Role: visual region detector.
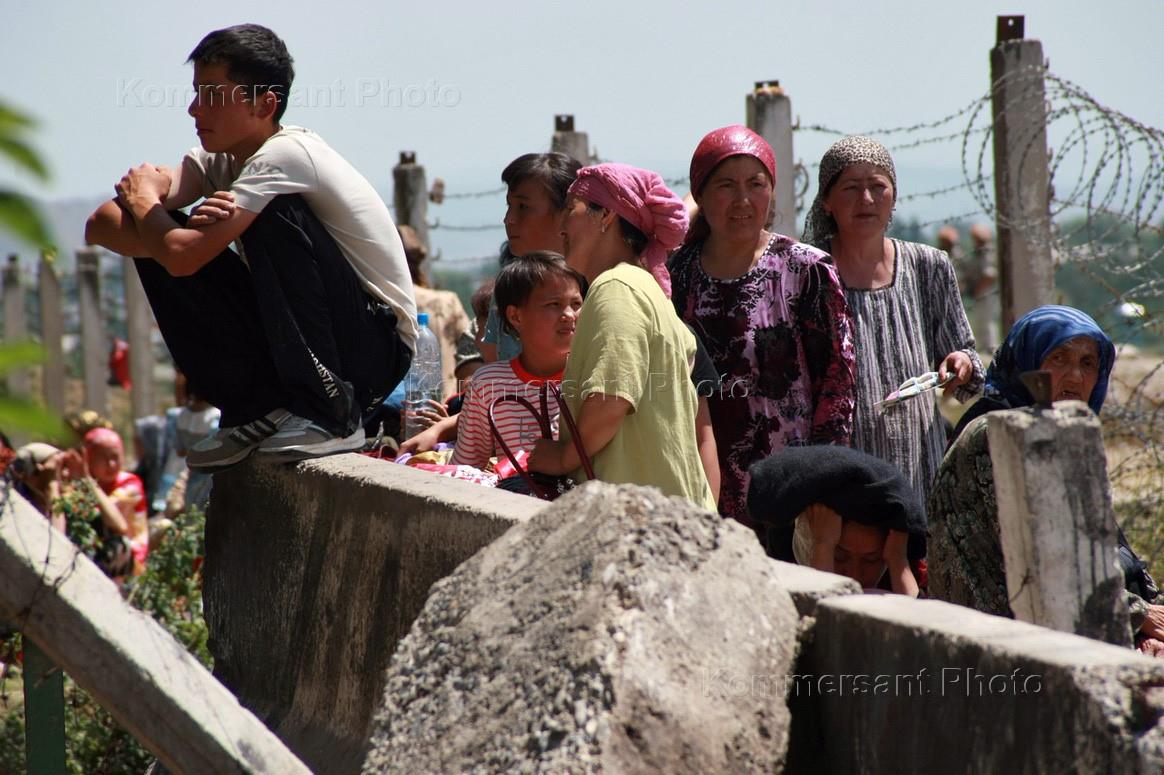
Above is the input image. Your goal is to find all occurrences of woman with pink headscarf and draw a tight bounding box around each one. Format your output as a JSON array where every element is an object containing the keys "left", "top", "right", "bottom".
[
  {"left": 668, "top": 126, "right": 855, "bottom": 532},
  {"left": 528, "top": 163, "right": 716, "bottom": 510}
]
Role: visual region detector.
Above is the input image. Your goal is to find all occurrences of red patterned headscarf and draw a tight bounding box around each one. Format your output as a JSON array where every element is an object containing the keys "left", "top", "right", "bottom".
[{"left": 689, "top": 125, "right": 776, "bottom": 196}]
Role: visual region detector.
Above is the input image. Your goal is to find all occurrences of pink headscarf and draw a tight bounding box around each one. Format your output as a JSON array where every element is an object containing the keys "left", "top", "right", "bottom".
[
  {"left": 567, "top": 163, "right": 688, "bottom": 297},
  {"left": 83, "top": 427, "right": 123, "bottom": 452},
  {"left": 689, "top": 125, "right": 776, "bottom": 196}
]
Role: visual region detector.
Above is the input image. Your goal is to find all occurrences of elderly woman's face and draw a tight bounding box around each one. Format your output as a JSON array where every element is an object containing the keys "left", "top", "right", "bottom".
[
  {"left": 696, "top": 155, "right": 772, "bottom": 243},
  {"left": 824, "top": 163, "right": 895, "bottom": 238},
  {"left": 1040, "top": 336, "right": 1101, "bottom": 403}
]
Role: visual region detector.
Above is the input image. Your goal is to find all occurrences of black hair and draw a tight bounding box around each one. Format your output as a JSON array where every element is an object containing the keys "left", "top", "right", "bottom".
[
  {"left": 494, "top": 251, "right": 587, "bottom": 337},
  {"left": 470, "top": 278, "right": 495, "bottom": 320},
  {"left": 584, "top": 202, "right": 648, "bottom": 257},
  {"left": 501, "top": 153, "right": 581, "bottom": 210},
  {"left": 188, "top": 24, "right": 295, "bottom": 122}
]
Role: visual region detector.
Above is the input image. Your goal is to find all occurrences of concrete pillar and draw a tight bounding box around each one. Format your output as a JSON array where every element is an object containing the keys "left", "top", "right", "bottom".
[
  {"left": 38, "top": 252, "right": 66, "bottom": 415},
  {"left": 550, "top": 114, "right": 589, "bottom": 164},
  {"left": 746, "top": 80, "right": 796, "bottom": 234},
  {"left": 3, "top": 254, "right": 30, "bottom": 397},
  {"left": 76, "top": 247, "right": 107, "bottom": 415},
  {"left": 123, "top": 256, "right": 155, "bottom": 419},
  {"left": 392, "top": 151, "right": 430, "bottom": 255},
  {"left": 987, "top": 400, "right": 1129, "bottom": 646},
  {"left": 990, "top": 15, "right": 1055, "bottom": 330}
]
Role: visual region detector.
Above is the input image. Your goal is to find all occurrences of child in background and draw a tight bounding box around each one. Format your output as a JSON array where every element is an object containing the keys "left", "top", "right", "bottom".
[
  {"left": 83, "top": 428, "right": 149, "bottom": 574},
  {"left": 174, "top": 387, "right": 222, "bottom": 511},
  {"left": 451, "top": 252, "right": 584, "bottom": 470}
]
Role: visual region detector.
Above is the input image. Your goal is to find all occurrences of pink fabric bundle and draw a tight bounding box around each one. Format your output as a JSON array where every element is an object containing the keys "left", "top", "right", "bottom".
[
  {"left": 689, "top": 125, "right": 776, "bottom": 195},
  {"left": 567, "top": 163, "right": 688, "bottom": 297}
]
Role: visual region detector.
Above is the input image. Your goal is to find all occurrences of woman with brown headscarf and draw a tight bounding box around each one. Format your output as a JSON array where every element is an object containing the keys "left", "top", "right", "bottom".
[
  {"left": 803, "top": 135, "right": 983, "bottom": 527},
  {"left": 669, "top": 125, "right": 855, "bottom": 533}
]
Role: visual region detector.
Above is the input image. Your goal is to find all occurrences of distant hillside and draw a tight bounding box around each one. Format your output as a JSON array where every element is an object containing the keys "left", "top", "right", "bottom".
[{"left": 0, "top": 196, "right": 106, "bottom": 270}]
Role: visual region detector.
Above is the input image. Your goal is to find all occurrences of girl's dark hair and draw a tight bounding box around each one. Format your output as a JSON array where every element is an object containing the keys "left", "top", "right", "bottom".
[
  {"left": 501, "top": 153, "right": 582, "bottom": 210},
  {"left": 494, "top": 251, "right": 587, "bottom": 337},
  {"left": 584, "top": 202, "right": 648, "bottom": 257},
  {"left": 470, "top": 278, "right": 495, "bottom": 320},
  {"left": 188, "top": 24, "right": 295, "bottom": 122}
]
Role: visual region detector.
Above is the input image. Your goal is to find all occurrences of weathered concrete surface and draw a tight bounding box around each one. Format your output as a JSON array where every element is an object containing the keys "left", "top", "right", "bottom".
[
  {"left": 206, "top": 454, "right": 545, "bottom": 774},
  {"left": 988, "top": 403, "right": 1129, "bottom": 645},
  {"left": 0, "top": 490, "right": 309, "bottom": 774},
  {"left": 767, "top": 559, "right": 862, "bottom": 618},
  {"left": 806, "top": 595, "right": 1164, "bottom": 774},
  {"left": 363, "top": 482, "right": 800, "bottom": 774}
]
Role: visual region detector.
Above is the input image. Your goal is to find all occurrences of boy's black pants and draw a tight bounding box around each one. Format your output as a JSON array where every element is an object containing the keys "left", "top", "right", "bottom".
[{"left": 134, "top": 194, "right": 410, "bottom": 435}]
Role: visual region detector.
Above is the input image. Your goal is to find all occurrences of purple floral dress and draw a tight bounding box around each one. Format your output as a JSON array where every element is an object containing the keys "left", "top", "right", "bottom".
[{"left": 669, "top": 233, "right": 856, "bottom": 526}]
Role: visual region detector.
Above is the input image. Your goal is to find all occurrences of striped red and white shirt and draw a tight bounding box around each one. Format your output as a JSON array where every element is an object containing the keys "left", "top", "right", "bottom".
[{"left": 451, "top": 358, "right": 563, "bottom": 469}]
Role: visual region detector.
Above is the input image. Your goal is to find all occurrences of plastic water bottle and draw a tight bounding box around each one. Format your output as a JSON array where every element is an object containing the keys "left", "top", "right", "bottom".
[{"left": 403, "top": 312, "right": 443, "bottom": 440}]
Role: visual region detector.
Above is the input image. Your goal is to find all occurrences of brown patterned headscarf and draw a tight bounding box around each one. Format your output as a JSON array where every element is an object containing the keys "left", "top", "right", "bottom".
[{"left": 802, "top": 135, "right": 897, "bottom": 249}]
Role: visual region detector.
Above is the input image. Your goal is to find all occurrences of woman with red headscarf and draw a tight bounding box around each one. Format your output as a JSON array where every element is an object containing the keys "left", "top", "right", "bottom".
[
  {"left": 528, "top": 163, "right": 716, "bottom": 510},
  {"left": 668, "top": 126, "right": 856, "bottom": 532}
]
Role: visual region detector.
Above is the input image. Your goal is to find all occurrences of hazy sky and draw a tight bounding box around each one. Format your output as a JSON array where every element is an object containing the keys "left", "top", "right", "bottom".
[{"left": 3, "top": 0, "right": 1162, "bottom": 260}]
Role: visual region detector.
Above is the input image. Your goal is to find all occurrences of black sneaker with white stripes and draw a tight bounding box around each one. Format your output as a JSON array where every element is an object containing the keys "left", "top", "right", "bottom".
[{"left": 186, "top": 408, "right": 291, "bottom": 471}]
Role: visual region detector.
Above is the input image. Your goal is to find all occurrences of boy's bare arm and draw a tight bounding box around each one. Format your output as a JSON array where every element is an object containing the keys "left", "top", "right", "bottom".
[{"left": 112, "top": 163, "right": 258, "bottom": 276}]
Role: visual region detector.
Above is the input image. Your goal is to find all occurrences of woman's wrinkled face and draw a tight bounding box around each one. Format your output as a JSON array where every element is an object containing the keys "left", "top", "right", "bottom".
[
  {"left": 1040, "top": 336, "right": 1101, "bottom": 403},
  {"left": 695, "top": 155, "right": 772, "bottom": 243},
  {"left": 823, "top": 162, "right": 895, "bottom": 238},
  {"left": 834, "top": 521, "right": 889, "bottom": 590},
  {"left": 504, "top": 178, "right": 565, "bottom": 255}
]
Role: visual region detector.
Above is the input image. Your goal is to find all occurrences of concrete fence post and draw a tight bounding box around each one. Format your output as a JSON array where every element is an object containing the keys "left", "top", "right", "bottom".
[
  {"left": 2, "top": 254, "right": 30, "bottom": 398},
  {"left": 990, "top": 14, "right": 1055, "bottom": 330},
  {"left": 746, "top": 80, "right": 796, "bottom": 234},
  {"left": 123, "top": 256, "right": 155, "bottom": 419},
  {"left": 987, "top": 399, "right": 1129, "bottom": 646},
  {"left": 550, "top": 114, "right": 590, "bottom": 164},
  {"left": 392, "top": 151, "right": 430, "bottom": 256},
  {"left": 76, "top": 247, "right": 107, "bottom": 416},
  {"left": 38, "top": 252, "right": 66, "bottom": 415}
]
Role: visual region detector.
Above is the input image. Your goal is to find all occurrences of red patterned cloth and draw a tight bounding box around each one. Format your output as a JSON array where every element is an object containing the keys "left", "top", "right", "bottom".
[{"left": 669, "top": 233, "right": 856, "bottom": 525}]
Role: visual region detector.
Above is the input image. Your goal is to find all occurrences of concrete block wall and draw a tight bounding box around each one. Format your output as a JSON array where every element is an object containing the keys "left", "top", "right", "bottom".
[
  {"left": 204, "top": 455, "right": 545, "bottom": 773},
  {"left": 209, "top": 459, "right": 1164, "bottom": 774}
]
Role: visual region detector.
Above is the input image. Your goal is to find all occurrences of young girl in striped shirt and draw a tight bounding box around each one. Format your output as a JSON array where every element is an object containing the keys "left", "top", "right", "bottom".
[{"left": 450, "top": 252, "right": 585, "bottom": 470}]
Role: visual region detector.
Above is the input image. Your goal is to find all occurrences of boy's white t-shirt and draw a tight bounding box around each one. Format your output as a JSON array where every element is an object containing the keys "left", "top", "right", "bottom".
[{"left": 181, "top": 125, "right": 418, "bottom": 352}]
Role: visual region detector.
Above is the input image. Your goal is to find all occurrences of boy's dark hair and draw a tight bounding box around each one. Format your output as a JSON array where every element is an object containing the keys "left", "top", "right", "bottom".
[
  {"left": 494, "top": 252, "right": 586, "bottom": 337},
  {"left": 188, "top": 24, "right": 295, "bottom": 122},
  {"left": 470, "top": 278, "right": 495, "bottom": 320},
  {"left": 501, "top": 153, "right": 582, "bottom": 210}
]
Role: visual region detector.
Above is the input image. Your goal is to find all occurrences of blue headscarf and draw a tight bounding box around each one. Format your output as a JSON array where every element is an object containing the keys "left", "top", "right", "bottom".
[{"left": 984, "top": 305, "right": 1115, "bottom": 413}]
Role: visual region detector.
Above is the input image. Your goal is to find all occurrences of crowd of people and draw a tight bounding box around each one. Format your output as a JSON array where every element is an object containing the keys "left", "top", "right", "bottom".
[{"left": 2, "top": 22, "right": 1144, "bottom": 648}]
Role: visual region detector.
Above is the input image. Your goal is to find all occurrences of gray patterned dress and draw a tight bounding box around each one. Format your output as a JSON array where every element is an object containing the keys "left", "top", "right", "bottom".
[{"left": 840, "top": 239, "right": 983, "bottom": 509}]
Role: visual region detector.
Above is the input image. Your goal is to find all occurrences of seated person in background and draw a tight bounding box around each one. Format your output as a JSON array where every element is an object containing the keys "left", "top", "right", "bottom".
[
  {"left": 400, "top": 224, "right": 472, "bottom": 399},
  {"left": 748, "top": 445, "right": 923, "bottom": 596},
  {"left": 451, "top": 252, "right": 584, "bottom": 471},
  {"left": 929, "top": 305, "right": 1164, "bottom": 654},
  {"left": 12, "top": 439, "right": 135, "bottom": 580},
  {"left": 84, "top": 428, "right": 149, "bottom": 574}
]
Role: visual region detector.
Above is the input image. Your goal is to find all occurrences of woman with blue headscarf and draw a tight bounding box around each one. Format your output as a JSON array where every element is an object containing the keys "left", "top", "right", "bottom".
[
  {"left": 929, "top": 306, "right": 1164, "bottom": 654},
  {"left": 952, "top": 304, "right": 1115, "bottom": 437}
]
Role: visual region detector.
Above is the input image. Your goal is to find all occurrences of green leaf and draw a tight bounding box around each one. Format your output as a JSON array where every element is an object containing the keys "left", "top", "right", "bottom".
[
  {"left": 0, "top": 341, "right": 44, "bottom": 371},
  {"left": 0, "top": 136, "right": 49, "bottom": 180},
  {"left": 0, "top": 190, "right": 52, "bottom": 248},
  {"left": 0, "top": 398, "right": 66, "bottom": 439},
  {"left": 0, "top": 102, "right": 36, "bottom": 133}
]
